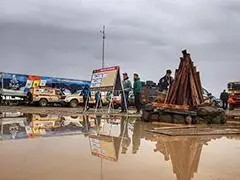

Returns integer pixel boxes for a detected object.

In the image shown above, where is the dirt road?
[0,105,140,117]
[0,105,239,119]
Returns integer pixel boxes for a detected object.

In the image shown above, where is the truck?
[228,81,240,110]
[0,72,90,106]
[64,90,109,108]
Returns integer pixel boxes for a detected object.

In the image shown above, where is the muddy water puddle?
[0,112,240,180]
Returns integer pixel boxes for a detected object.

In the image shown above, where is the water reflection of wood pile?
[152,136,222,180]
[133,122,234,180]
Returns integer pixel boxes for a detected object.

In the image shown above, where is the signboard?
[89,134,121,161]
[90,66,122,91]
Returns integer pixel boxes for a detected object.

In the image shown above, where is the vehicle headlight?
[65,97,71,102]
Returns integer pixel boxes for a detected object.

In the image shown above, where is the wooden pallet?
[152,102,189,110]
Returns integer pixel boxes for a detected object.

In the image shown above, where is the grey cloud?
[0,0,240,96]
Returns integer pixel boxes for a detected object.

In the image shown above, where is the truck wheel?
[142,104,154,122]
[70,99,78,108]
[142,110,151,122]
[27,92,33,103]
[229,104,234,110]
[114,105,119,109]
[185,116,192,124]
[39,98,48,107]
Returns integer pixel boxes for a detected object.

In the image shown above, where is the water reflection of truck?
[0,72,90,106]
[228,81,240,110]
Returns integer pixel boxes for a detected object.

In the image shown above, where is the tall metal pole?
[1,73,3,94]
[100,25,105,68]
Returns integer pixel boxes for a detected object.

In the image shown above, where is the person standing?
[120,73,132,113]
[158,69,174,93]
[81,86,91,111]
[95,91,102,108]
[133,73,142,113]
[106,91,113,104]
[220,89,229,110]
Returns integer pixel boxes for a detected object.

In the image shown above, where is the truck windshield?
[228,82,240,91]
[73,90,82,95]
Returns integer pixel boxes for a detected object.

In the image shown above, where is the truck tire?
[27,92,33,103]
[185,116,192,124]
[142,104,154,122]
[142,110,151,122]
[39,98,48,107]
[114,105,120,109]
[70,99,78,108]
[229,104,234,110]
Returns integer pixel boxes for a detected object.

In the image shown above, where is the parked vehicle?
[112,95,121,109]
[0,72,90,106]
[112,91,135,109]
[27,87,65,107]
[64,90,109,108]
[228,81,240,110]
[202,88,222,107]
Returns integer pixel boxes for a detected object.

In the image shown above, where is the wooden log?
[167,69,179,102]
[192,66,203,104]
[168,58,185,104]
[189,62,200,106]
[179,57,191,105]
[196,72,203,103]
[182,62,190,105]
[167,58,184,103]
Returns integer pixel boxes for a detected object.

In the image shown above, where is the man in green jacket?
[133,73,142,113]
[121,73,132,112]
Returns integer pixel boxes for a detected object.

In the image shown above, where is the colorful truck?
[0,72,90,105]
[228,81,240,110]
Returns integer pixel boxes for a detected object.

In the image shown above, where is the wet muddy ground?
[1,111,240,180]
[0,106,141,117]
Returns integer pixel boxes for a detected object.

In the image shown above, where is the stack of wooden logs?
[166,50,203,108]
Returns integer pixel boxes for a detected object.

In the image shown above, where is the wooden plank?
[196,72,203,103]
[152,102,189,110]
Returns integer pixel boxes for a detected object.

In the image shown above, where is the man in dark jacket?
[95,91,102,108]
[220,89,229,110]
[81,86,91,111]
[133,73,142,113]
[158,69,173,93]
[121,73,132,113]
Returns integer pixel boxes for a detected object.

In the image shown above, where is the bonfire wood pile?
[166,50,203,108]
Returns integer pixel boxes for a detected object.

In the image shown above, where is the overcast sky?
[0,0,239,96]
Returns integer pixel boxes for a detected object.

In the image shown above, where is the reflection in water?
[88,116,129,162]
[0,112,126,140]
[120,117,131,154]
[155,136,203,180]
[129,121,237,180]
[1,112,239,180]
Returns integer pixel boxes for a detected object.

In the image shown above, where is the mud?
[0,106,141,117]
[0,112,240,180]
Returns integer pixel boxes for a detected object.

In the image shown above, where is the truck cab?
[228,81,240,110]
[28,87,65,107]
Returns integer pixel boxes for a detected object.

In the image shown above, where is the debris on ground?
[147,127,240,136]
